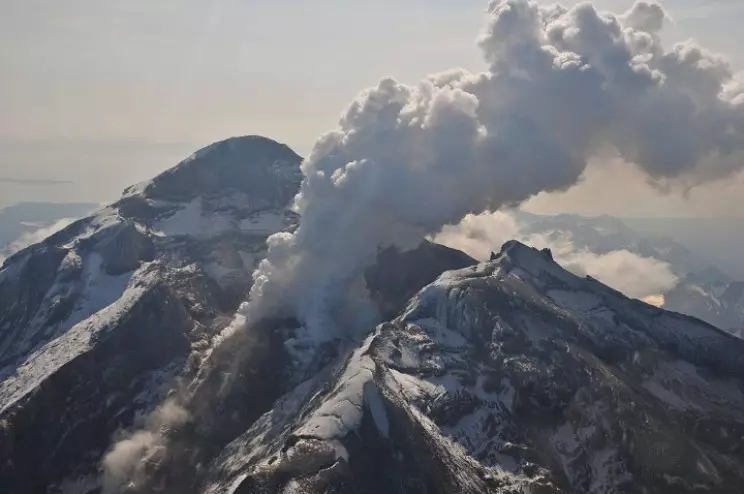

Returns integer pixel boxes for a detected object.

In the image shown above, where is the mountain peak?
[490,239,569,282]
[122,135,303,205]
[494,239,555,262]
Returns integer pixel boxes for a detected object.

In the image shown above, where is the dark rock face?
[98,222,155,275]
[139,136,302,207]
[366,240,477,319]
[0,245,70,360]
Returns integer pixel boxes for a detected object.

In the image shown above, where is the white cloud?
[434,211,678,300]
[434,211,523,262]
[1,218,75,260]
[559,249,678,299]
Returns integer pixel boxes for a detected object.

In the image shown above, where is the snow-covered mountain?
[2,137,744,493]
[0,136,304,493]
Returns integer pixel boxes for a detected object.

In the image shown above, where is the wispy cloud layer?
[434,211,678,300]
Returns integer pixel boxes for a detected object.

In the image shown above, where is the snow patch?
[152,198,290,239]
[154,199,232,237]
[238,212,288,235]
[295,351,374,440]
[363,380,390,438]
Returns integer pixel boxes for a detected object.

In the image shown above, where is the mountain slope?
[0,136,303,493]
[199,242,744,494]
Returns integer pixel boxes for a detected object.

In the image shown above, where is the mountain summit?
[122,135,302,205]
[0,136,303,492]
[2,139,744,494]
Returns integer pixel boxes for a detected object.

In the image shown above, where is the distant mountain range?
[623,217,744,281]
[505,211,744,337]
[513,210,730,282]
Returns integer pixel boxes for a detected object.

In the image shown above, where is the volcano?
[1,137,744,494]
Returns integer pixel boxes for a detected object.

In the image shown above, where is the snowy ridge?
[0,257,150,413]
[202,240,744,494]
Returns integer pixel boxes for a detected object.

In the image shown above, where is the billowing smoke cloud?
[434,210,525,262]
[241,0,744,336]
[434,210,677,299]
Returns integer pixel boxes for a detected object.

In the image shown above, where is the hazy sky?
[2,0,744,215]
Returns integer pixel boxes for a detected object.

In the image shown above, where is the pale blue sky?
[2,0,744,215]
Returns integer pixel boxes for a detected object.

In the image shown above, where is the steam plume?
[241,0,744,335]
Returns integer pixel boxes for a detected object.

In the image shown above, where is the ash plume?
[102,400,190,493]
[241,0,744,335]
